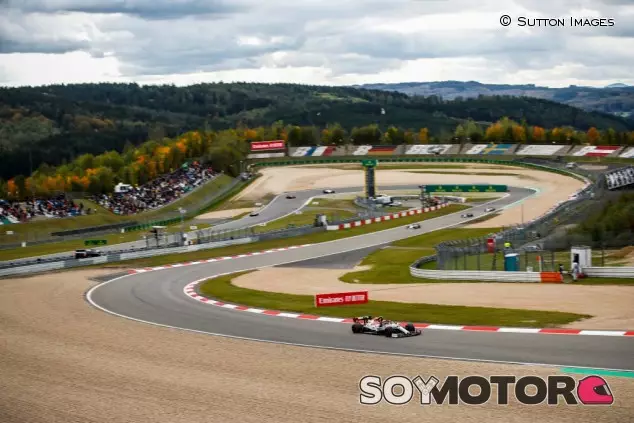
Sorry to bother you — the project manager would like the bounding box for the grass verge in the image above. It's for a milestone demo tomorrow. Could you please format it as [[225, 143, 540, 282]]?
[[339, 227, 499, 285], [197, 272, 589, 328], [98, 204, 469, 268]]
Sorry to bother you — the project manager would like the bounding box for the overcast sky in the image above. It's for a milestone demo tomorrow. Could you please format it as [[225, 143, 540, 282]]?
[[1, 0, 633, 88]]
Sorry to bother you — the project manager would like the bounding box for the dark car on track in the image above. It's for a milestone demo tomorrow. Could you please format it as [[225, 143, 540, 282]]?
[[285, 194, 296, 199], [461, 213, 474, 218], [351, 316, 421, 338], [74, 249, 102, 259]]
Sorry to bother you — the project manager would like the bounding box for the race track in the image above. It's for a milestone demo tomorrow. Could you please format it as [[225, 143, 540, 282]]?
[[87, 186, 634, 371]]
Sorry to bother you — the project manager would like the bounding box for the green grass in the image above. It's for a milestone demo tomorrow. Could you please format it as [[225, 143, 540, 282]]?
[[197, 272, 589, 328], [339, 227, 500, 285], [98, 204, 469, 268]]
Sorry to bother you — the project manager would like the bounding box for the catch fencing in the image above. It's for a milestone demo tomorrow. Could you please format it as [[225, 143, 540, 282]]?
[[0, 237, 256, 278], [423, 159, 601, 271]]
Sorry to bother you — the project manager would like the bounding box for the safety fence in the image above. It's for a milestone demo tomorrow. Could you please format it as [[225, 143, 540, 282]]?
[[409, 267, 544, 283], [0, 237, 255, 278], [583, 267, 634, 278]]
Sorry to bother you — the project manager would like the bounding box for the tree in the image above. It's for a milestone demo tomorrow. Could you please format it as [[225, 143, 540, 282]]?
[[587, 127, 601, 145], [383, 126, 405, 145], [511, 125, 526, 143], [350, 125, 381, 145], [532, 126, 546, 142], [417, 128, 429, 144], [485, 122, 505, 141]]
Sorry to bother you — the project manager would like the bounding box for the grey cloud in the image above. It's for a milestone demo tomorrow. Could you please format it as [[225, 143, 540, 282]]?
[[0, 0, 632, 84], [7, 0, 246, 20]]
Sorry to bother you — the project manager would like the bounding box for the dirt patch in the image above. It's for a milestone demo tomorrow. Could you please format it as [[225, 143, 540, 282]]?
[[242, 165, 583, 228], [233, 268, 634, 329], [196, 207, 254, 220], [3, 270, 633, 422], [0, 271, 634, 423]]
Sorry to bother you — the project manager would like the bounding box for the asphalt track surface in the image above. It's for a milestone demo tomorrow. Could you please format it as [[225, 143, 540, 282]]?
[[88, 186, 633, 371]]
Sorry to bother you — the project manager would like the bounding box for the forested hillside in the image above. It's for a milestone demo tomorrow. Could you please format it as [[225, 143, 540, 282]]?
[[357, 81, 634, 119], [1, 82, 633, 180]]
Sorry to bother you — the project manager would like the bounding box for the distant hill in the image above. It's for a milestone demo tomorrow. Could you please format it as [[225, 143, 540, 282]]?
[[354, 81, 634, 120], [1, 82, 633, 180]]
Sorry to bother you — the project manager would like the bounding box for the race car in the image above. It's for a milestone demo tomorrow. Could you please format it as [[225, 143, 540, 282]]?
[[461, 213, 474, 218], [484, 207, 496, 212], [351, 316, 421, 338], [285, 193, 296, 199], [249, 211, 260, 217], [323, 189, 335, 194], [406, 223, 421, 229]]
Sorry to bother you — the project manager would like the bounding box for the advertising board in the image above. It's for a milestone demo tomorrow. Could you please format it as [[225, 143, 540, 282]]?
[[314, 291, 369, 307]]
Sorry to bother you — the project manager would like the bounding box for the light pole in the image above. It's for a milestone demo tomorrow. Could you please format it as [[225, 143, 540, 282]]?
[[179, 207, 186, 245]]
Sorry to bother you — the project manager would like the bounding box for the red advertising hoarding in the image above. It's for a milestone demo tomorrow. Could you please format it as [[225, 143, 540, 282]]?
[[250, 140, 286, 151], [314, 291, 369, 307]]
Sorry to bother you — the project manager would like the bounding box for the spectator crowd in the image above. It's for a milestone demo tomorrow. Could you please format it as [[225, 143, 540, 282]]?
[[94, 161, 217, 215], [605, 166, 634, 190], [0, 195, 87, 224]]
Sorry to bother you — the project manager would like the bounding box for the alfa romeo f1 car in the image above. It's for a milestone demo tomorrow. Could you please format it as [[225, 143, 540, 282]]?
[[351, 316, 421, 338]]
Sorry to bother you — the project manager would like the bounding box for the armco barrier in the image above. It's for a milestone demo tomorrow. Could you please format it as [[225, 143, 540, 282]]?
[[409, 267, 542, 283], [326, 203, 449, 230], [0, 237, 257, 278], [583, 267, 634, 278]]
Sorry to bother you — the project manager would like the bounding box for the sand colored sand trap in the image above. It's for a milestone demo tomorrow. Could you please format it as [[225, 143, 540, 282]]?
[[233, 267, 634, 330], [238, 164, 584, 227], [4, 270, 633, 422], [196, 207, 253, 220]]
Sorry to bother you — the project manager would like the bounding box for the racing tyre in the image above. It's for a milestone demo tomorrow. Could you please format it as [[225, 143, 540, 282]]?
[[352, 323, 363, 334], [405, 323, 415, 332], [384, 327, 393, 337]]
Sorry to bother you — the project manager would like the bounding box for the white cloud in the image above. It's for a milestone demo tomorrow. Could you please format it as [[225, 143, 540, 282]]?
[[0, 0, 632, 87]]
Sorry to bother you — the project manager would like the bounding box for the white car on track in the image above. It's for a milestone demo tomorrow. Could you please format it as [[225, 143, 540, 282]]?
[[406, 223, 421, 229], [323, 189, 335, 194]]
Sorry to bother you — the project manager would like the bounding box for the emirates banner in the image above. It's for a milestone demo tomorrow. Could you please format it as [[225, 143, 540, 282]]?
[[250, 140, 286, 151]]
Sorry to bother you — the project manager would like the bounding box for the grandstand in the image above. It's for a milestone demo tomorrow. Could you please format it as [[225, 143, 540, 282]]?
[[515, 144, 573, 156], [463, 143, 518, 155], [284, 144, 634, 158], [404, 144, 460, 155], [604, 166, 634, 190], [620, 147, 634, 159], [570, 145, 623, 157]]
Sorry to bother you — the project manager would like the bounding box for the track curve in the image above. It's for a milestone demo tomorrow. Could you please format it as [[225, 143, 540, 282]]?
[[87, 186, 634, 371]]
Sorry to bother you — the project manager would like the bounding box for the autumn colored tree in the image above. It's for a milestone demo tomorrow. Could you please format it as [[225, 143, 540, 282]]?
[[587, 127, 601, 145], [511, 125, 526, 143], [532, 126, 546, 142], [417, 128, 429, 144], [485, 122, 505, 141]]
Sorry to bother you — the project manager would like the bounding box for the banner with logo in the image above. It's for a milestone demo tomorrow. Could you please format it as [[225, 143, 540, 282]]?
[[250, 140, 286, 151], [314, 291, 369, 307]]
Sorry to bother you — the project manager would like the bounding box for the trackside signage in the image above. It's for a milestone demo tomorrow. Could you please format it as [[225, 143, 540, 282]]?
[[314, 291, 369, 307], [250, 140, 285, 151]]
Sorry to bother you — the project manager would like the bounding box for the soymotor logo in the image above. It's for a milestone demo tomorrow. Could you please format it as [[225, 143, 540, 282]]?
[[359, 375, 614, 406]]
